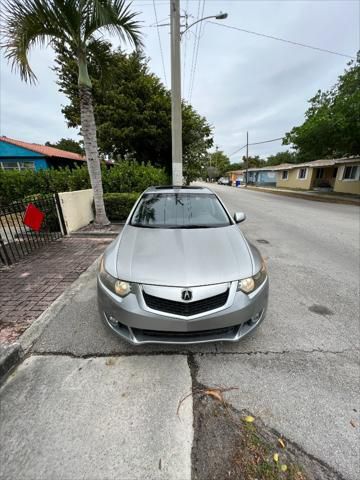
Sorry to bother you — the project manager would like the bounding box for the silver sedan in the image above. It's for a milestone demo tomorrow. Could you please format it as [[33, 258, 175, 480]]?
[[97, 185, 269, 344]]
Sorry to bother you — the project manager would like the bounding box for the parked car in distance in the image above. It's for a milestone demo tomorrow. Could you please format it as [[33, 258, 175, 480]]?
[[97, 186, 269, 345], [217, 176, 232, 186]]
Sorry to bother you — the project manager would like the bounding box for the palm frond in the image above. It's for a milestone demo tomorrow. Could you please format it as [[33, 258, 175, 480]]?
[[84, 0, 143, 50], [0, 0, 78, 83], [0, 0, 143, 84]]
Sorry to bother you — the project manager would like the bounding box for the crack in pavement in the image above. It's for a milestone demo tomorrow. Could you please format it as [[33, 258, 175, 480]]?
[[29, 347, 358, 359]]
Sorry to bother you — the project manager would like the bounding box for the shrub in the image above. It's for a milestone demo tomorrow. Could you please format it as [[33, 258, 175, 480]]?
[[103, 193, 140, 221], [0, 162, 168, 205], [102, 161, 169, 193]]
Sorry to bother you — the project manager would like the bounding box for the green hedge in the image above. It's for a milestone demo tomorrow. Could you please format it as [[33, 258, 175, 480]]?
[[0, 161, 168, 205], [103, 193, 140, 221]]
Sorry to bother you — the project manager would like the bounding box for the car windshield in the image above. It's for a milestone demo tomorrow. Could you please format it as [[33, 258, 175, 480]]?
[[131, 193, 231, 228]]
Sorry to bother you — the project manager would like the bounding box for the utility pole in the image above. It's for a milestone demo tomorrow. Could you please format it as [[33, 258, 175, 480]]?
[[245, 131, 249, 187], [170, 0, 182, 185]]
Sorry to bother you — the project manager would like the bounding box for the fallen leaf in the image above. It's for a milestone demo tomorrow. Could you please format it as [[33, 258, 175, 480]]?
[[244, 415, 255, 423], [350, 420, 356, 428], [105, 358, 116, 366], [273, 453, 279, 463], [204, 388, 224, 402], [281, 464, 288, 472], [278, 438, 286, 449]]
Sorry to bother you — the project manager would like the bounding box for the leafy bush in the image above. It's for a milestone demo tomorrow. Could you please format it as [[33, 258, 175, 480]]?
[[103, 193, 140, 221], [0, 162, 168, 205], [102, 161, 168, 193]]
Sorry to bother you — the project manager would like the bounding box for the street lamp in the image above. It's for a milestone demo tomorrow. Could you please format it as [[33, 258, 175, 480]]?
[[170, 0, 228, 185], [181, 12, 228, 37]]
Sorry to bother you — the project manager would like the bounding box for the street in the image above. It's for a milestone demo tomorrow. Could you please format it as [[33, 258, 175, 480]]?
[[1, 185, 359, 480]]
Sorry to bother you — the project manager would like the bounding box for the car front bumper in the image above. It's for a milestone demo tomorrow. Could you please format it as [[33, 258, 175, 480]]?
[[97, 278, 269, 345]]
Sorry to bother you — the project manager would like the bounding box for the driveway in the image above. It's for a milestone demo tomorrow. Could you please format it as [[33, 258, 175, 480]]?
[[1, 184, 359, 480]]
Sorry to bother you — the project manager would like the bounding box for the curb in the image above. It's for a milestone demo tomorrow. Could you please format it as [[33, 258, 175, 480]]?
[[0, 257, 101, 384], [244, 186, 360, 206], [0, 343, 24, 384], [69, 231, 119, 238]]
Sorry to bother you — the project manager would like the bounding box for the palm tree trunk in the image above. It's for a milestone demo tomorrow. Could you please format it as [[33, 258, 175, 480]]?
[[79, 84, 110, 226]]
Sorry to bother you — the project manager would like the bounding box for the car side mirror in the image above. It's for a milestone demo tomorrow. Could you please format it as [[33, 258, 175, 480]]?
[[234, 212, 246, 223]]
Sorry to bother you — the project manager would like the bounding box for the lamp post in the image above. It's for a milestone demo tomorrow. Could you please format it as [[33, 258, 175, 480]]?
[[170, 0, 228, 185]]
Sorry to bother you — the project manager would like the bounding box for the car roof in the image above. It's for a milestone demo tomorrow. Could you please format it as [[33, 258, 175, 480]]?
[[144, 185, 214, 195]]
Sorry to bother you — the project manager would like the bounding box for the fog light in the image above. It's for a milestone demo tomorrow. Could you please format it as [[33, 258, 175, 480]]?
[[108, 314, 117, 325], [252, 310, 263, 323]]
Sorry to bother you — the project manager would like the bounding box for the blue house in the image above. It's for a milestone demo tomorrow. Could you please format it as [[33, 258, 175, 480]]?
[[246, 168, 277, 186], [0, 136, 86, 171]]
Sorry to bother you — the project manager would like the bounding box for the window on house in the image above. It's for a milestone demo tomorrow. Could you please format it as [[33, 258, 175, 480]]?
[[298, 168, 307, 179], [19, 161, 35, 171], [316, 168, 324, 179], [343, 166, 359, 180], [0, 162, 20, 171], [282, 170, 288, 180], [332, 168, 338, 178]]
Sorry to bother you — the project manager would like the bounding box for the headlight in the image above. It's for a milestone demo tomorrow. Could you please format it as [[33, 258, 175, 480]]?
[[99, 257, 132, 297], [237, 260, 267, 294]]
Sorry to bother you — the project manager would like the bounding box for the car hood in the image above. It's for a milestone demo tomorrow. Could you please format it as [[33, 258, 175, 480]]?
[[112, 224, 254, 287]]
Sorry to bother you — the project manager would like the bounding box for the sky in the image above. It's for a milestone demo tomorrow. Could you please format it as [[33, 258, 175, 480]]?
[[0, 0, 359, 164]]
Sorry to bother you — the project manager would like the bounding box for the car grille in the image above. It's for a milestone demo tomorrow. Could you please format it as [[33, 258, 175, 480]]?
[[142, 289, 229, 317], [132, 325, 239, 340]]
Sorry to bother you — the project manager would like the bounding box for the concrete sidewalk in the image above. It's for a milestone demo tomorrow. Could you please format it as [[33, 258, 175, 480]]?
[[0, 355, 192, 480]]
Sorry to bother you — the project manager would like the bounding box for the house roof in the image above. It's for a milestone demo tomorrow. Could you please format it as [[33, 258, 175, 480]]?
[[0, 136, 85, 162], [272, 157, 360, 171]]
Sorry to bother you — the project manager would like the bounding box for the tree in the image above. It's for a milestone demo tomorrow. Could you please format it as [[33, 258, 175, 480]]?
[[241, 155, 265, 168], [266, 150, 297, 166], [227, 162, 244, 171], [45, 138, 84, 155], [206, 150, 231, 176], [1, 0, 142, 225], [53, 41, 213, 178], [284, 53, 360, 161]]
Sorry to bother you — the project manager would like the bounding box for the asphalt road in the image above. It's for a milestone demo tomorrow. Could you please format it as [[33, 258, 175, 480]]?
[[1, 185, 359, 480]]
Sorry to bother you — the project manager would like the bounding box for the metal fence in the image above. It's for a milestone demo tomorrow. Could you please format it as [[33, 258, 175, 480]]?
[[0, 194, 66, 266]]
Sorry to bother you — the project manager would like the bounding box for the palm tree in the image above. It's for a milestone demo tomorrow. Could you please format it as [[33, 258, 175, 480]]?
[[1, 0, 142, 225]]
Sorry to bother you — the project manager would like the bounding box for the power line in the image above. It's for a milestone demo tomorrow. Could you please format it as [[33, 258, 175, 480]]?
[[189, 0, 206, 101], [152, 0, 167, 86], [187, 0, 202, 99], [229, 137, 283, 157], [182, 1, 189, 92], [207, 22, 355, 59]]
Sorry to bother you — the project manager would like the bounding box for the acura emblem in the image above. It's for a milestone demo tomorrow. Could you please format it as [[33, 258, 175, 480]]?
[[181, 290, 192, 301]]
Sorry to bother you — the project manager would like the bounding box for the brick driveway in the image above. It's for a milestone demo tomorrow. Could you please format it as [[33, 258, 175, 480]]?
[[0, 237, 113, 343]]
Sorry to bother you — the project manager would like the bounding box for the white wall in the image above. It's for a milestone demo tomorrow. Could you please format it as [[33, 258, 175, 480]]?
[[58, 189, 94, 233]]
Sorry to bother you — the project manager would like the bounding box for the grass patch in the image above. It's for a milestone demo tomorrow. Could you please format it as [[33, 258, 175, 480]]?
[[191, 390, 338, 480], [233, 422, 307, 480]]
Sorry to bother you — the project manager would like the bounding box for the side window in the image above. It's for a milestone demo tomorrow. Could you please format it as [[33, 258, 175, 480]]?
[[19, 162, 35, 171], [298, 168, 307, 179], [282, 170, 288, 180], [0, 161, 20, 171], [343, 166, 359, 180]]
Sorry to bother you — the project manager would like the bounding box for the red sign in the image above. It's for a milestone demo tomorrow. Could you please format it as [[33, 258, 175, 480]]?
[[23, 203, 45, 232]]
